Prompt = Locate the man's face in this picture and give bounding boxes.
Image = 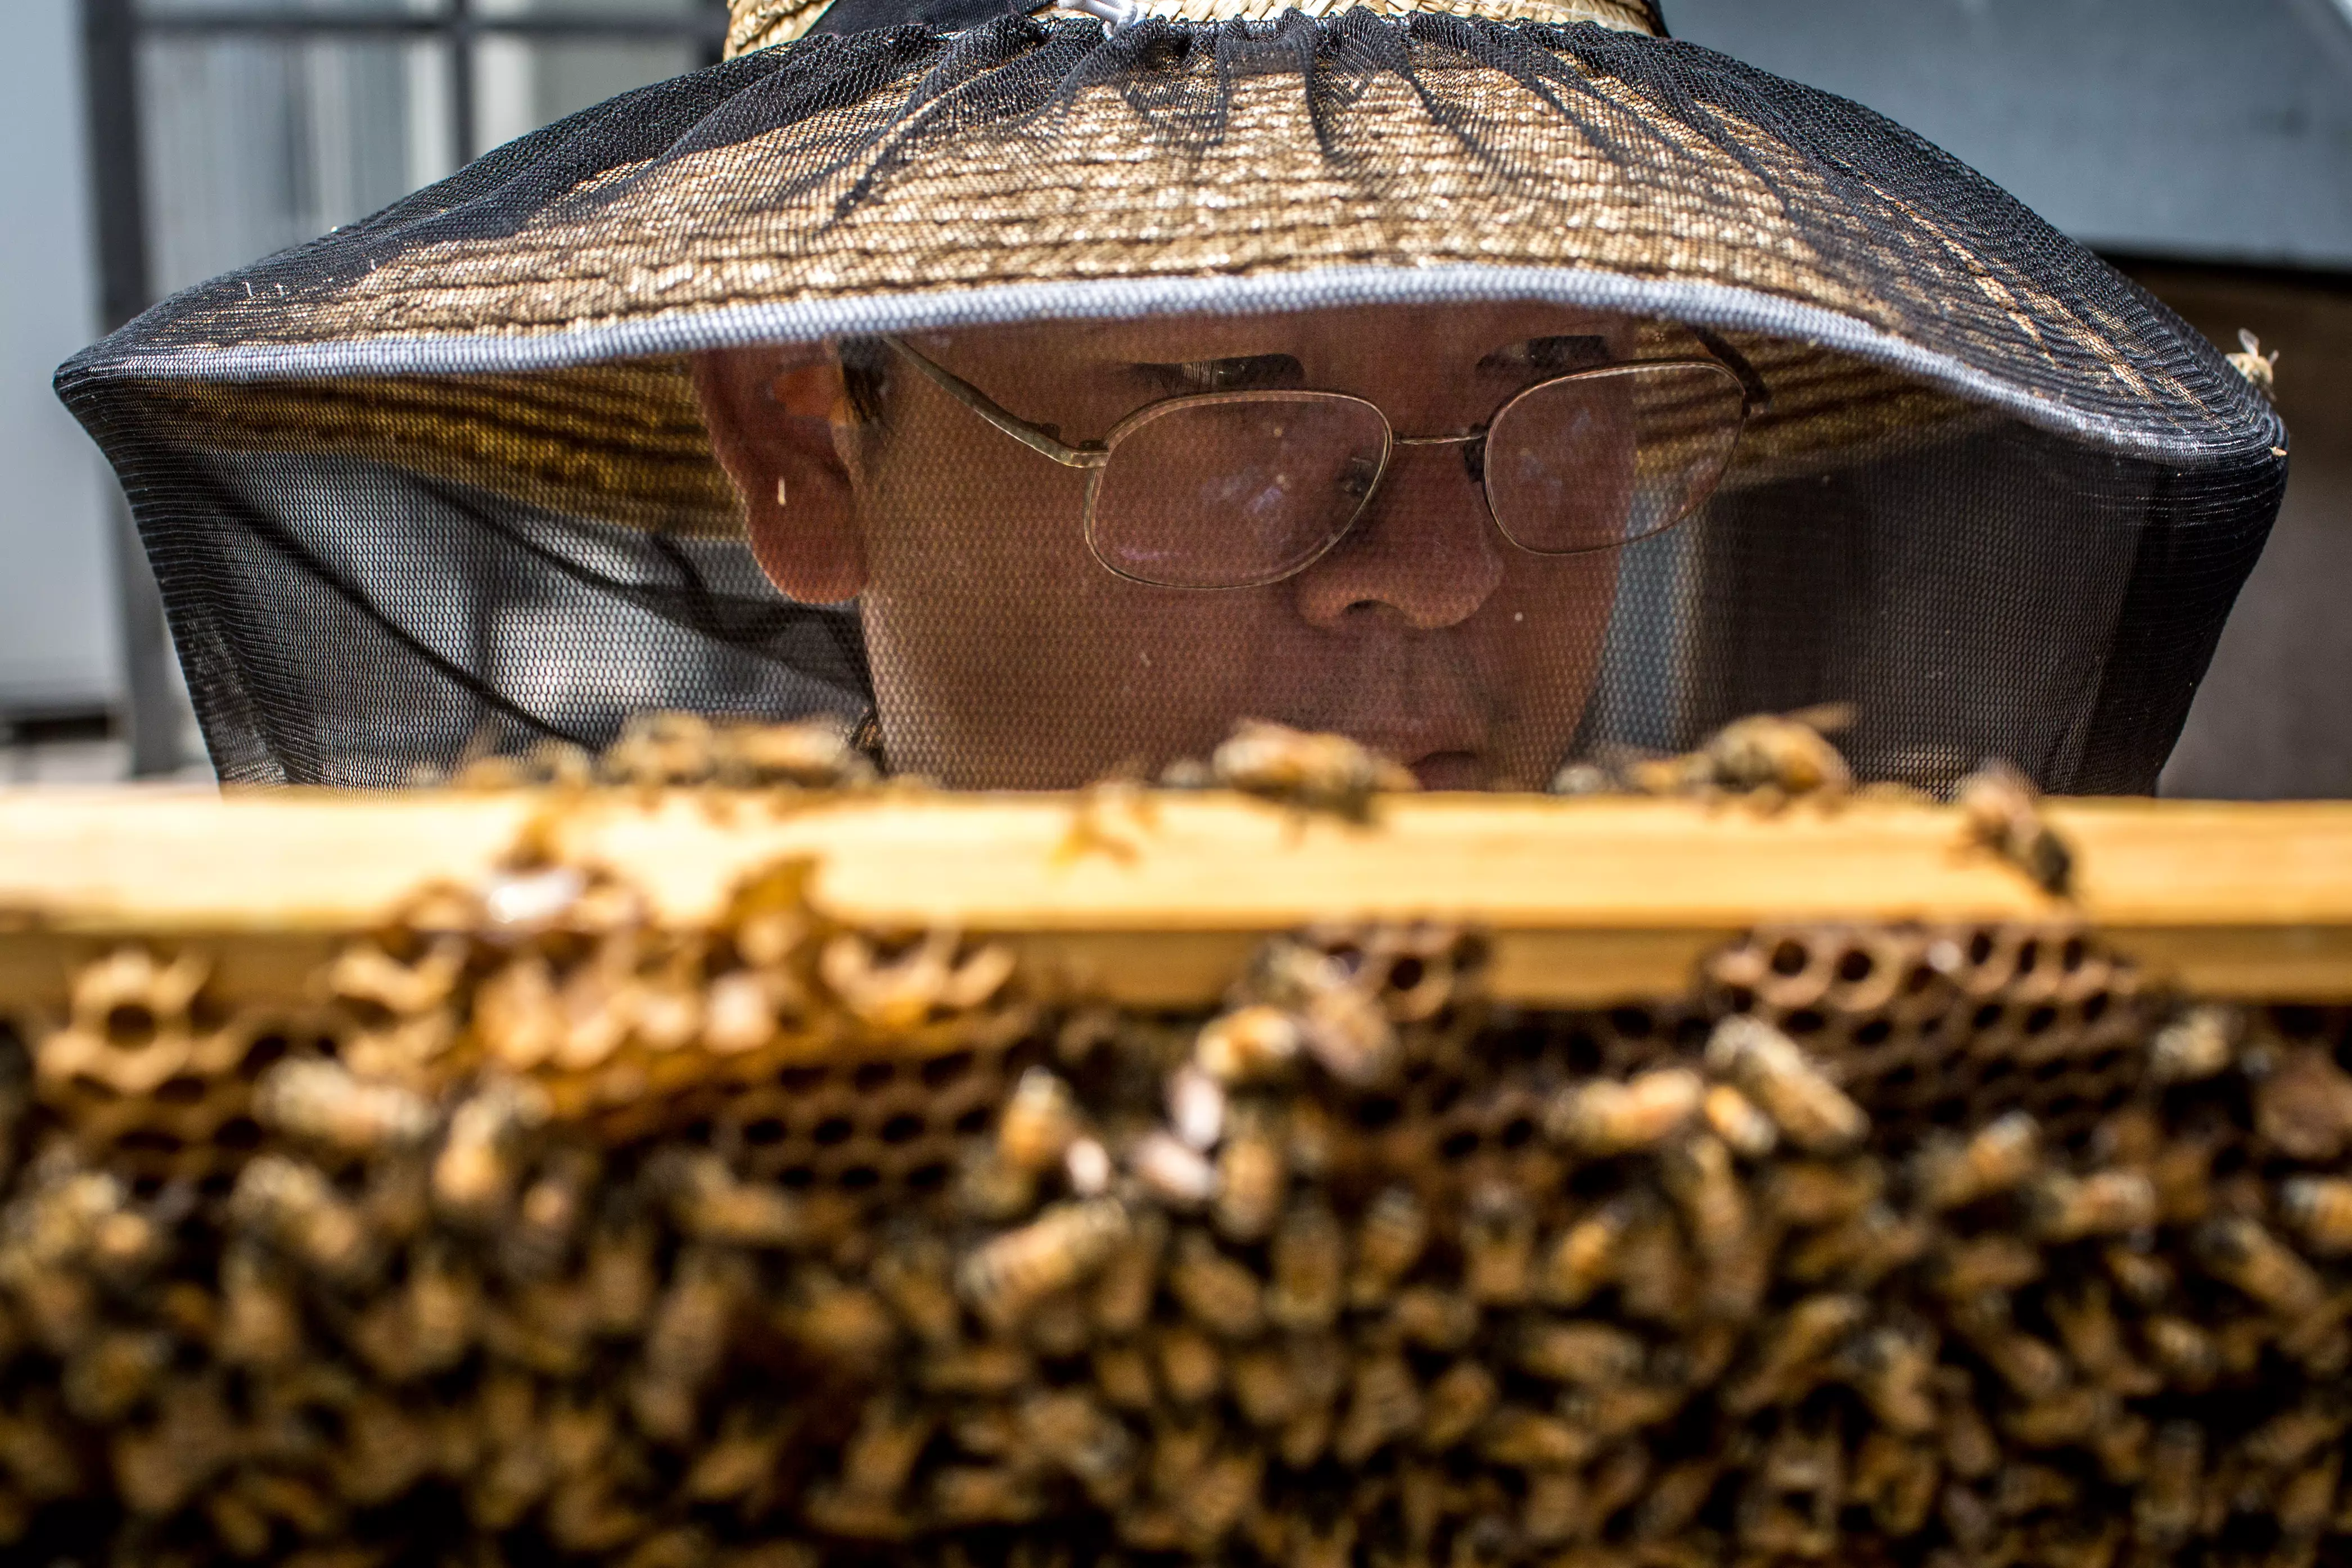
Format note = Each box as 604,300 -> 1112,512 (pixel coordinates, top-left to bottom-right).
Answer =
698,303 -> 1635,789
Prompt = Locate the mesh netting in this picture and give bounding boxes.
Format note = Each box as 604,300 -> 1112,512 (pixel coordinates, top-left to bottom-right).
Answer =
56,13 -> 2287,789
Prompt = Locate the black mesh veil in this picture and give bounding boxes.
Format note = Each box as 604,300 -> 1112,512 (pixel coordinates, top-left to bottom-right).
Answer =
56,8 -> 2286,790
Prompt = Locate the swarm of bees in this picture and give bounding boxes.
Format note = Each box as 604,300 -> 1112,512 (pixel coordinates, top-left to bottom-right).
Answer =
431,712 -> 881,793
0,848 -> 2347,1568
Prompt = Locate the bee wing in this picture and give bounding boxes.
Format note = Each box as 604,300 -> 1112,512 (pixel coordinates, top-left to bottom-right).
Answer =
2239,328 -> 2261,355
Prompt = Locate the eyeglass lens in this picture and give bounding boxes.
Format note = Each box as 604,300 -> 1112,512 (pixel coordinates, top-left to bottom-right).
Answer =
1085,363 -> 1747,590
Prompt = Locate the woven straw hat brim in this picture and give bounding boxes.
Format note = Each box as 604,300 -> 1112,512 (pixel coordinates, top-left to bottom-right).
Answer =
70,14 -> 2277,536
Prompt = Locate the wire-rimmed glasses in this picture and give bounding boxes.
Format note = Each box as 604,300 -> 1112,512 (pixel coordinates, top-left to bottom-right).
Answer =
882,334 -> 1755,591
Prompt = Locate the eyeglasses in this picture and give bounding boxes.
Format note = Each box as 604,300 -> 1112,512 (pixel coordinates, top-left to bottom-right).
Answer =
880,333 -> 1757,591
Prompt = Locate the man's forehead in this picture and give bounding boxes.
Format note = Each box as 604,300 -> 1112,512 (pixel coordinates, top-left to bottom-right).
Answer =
913,302 -> 1636,365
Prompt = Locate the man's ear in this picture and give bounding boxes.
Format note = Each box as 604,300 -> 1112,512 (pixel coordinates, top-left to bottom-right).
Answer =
691,346 -> 866,604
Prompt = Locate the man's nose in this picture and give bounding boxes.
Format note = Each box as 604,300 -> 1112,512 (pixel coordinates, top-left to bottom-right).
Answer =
1290,444 -> 1504,631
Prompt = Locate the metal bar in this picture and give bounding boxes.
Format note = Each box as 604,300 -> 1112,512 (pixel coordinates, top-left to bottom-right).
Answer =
138,10 -> 729,40
448,0 -> 475,166
83,0 -> 191,778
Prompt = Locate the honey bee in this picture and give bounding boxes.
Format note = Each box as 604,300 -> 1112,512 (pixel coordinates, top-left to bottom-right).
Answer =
1167,1064 -> 1228,1149
836,1396 -> 937,1503
2227,329 -> 2279,399
653,1150 -> 807,1249
585,1221 -> 658,1336
1193,1005 -> 1302,1086
1229,1345 -> 1301,1426
229,1154 -> 376,1284
1704,1016 -> 1867,1154
62,1328 -> 169,1422
2136,1316 -> 2220,1391
920,1340 -> 1036,1397
996,1067 -> 1082,1174
1477,1407 -> 1598,1472
1537,1196 -> 1637,1308
1094,1341 -> 1157,1411
2026,1170 -> 2157,1242
1614,1197 -> 1698,1326
1020,1388 -> 1139,1501
1336,1355 -> 1424,1465
872,1229 -> 965,1348
1635,1457 -> 1726,1540
783,1269 -> 899,1373
1849,1433 -> 1938,1536
1207,719 -> 1417,821
1631,706 -> 1854,800
712,713 -> 878,789
213,1244 -> 304,1371
2275,1451 -> 2340,1543
958,1198 -> 1132,1329
1184,1445 -> 1267,1550
2149,1005 -> 2236,1084
1461,1182 -> 1537,1305
1289,1509 -> 1360,1568
1660,1134 -> 1755,1263
1352,1185 -> 1430,1308
2132,1421 -> 2204,1548
1168,1229 -> 1265,1339
1388,1284 -> 1481,1353
1267,1200 -> 1346,1331
1839,1323 -> 1939,1435
1702,1084 -> 1778,1158
1546,1069 -> 1705,1155
1955,760 -> 2074,897
1763,1158 -> 1884,1229
2002,1384 -> 2114,1449
2046,1280 -> 2151,1394
1158,1323 -> 1227,1404
1518,1320 -> 1645,1386
254,1058 -> 436,1157
2243,1401 -> 2346,1472
932,1465 -> 1046,1525
2195,1215 -> 2325,1318
1782,1201 -> 1927,1290
1929,1241 -> 2041,1298
2255,1046 -> 2352,1162
1418,1360 -> 1498,1452
1130,1131 -> 1218,1210
431,1077 -> 551,1223
1214,1107 -> 1288,1242
1725,1293 -> 1867,1414
1951,1294 -> 2068,1401
1937,1375 -> 2001,1479
1091,1208 -> 1168,1337
2102,1242 -> 2176,1308
1911,1111 -> 2040,1211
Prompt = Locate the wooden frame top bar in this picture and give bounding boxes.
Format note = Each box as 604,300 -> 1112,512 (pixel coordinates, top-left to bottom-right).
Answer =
2,791 -> 2348,1004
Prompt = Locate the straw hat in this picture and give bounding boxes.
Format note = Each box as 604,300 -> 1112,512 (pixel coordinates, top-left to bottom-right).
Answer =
58,0 -> 2286,792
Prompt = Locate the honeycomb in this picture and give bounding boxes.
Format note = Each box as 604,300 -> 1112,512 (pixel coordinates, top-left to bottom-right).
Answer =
0,846 -> 2343,1568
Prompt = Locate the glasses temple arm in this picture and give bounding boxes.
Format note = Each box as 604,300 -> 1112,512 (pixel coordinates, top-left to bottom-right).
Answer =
1683,324 -> 1773,417
879,336 -> 1107,468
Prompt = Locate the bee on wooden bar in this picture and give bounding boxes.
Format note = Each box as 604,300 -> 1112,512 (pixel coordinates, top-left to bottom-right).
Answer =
1629,706 -> 1854,801
1704,1016 -> 1867,1153
1956,761 -> 2075,897
1545,1069 -> 1704,1155
1206,720 -> 1417,821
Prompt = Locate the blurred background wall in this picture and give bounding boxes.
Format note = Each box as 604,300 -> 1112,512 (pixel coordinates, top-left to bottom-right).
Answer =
4,0 -> 2348,792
